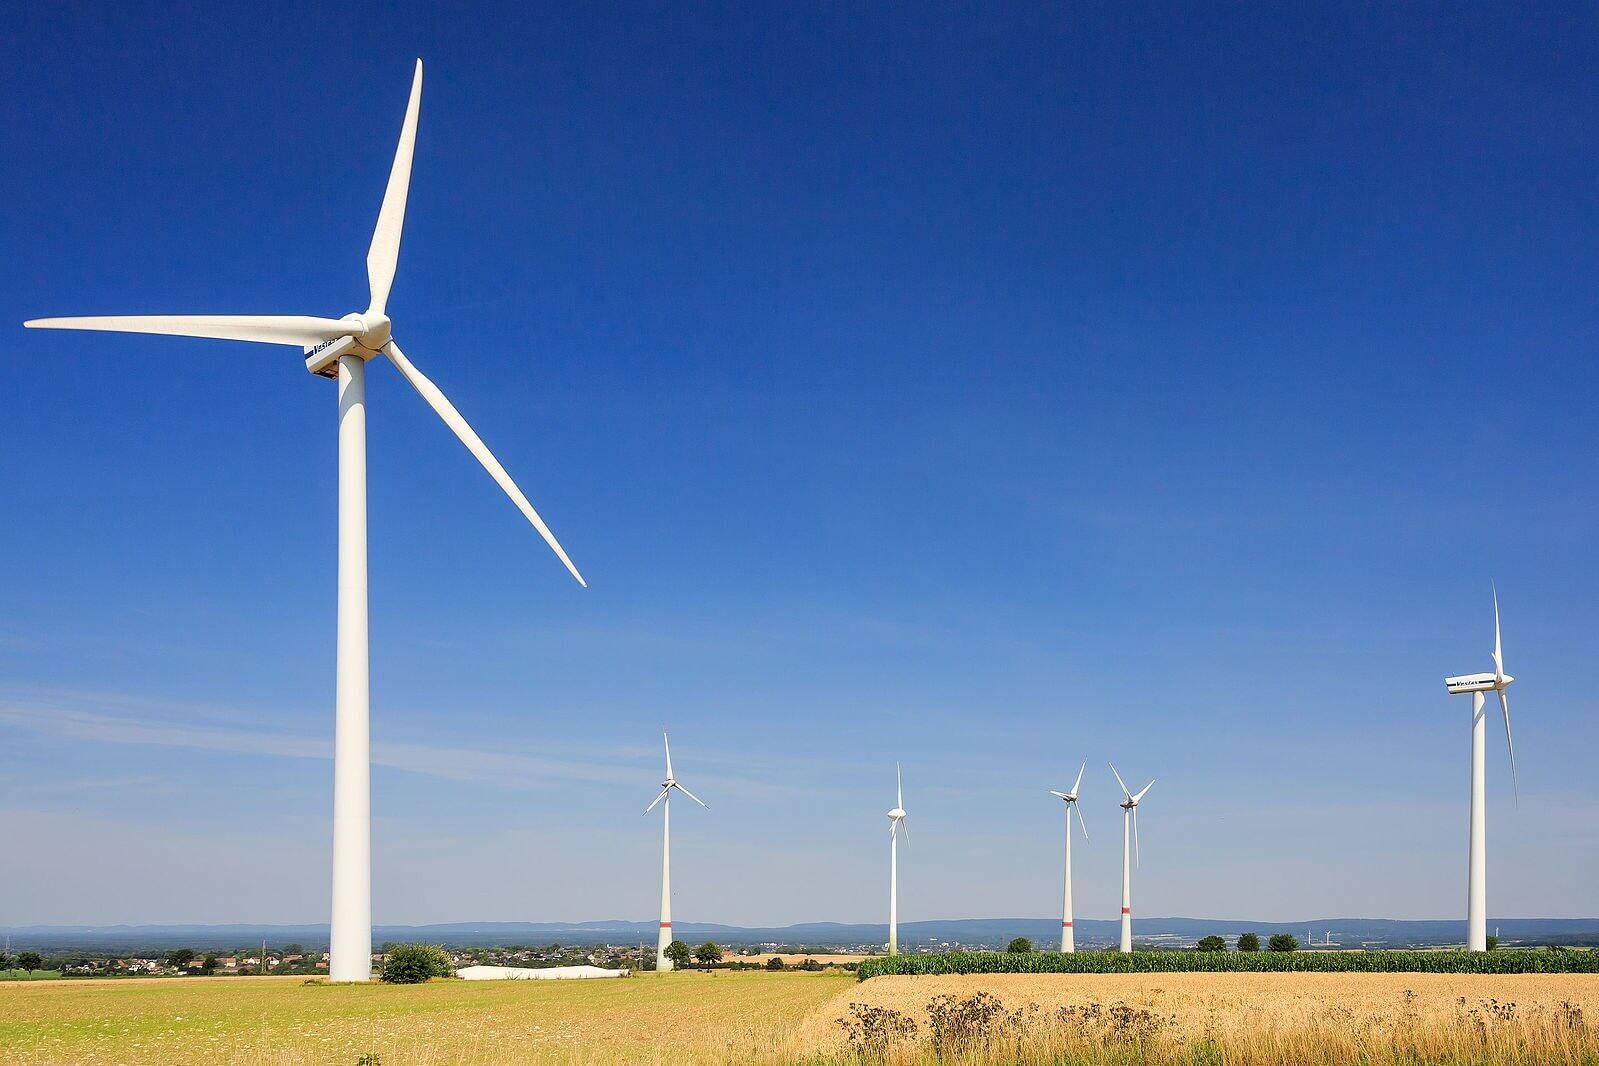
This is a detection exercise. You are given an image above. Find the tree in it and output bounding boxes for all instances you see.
[1486,935,1500,951]
[282,943,304,956]
[379,944,453,984]
[1006,937,1033,954]
[693,942,723,969]
[664,940,692,970]
[166,948,197,970]
[765,956,785,970]
[1236,932,1261,953]
[201,955,219,975]
[1195,935,1226,952]
[1267,933,1299,953]
[17,952,44,973]
[0,952,10,972]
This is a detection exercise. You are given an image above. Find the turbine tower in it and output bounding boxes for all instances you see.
[887,764,908,955]
[1049,762,1089,952]
[1443,586,1518,952]
[644,733,706,971]
[1109,763,1153,953]
[23,61,587,982]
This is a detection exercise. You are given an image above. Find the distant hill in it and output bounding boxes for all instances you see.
[6,916,1599,953]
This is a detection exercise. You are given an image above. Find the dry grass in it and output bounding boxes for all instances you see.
[6,969,1599,1064]
[0,971,849,1065]
[789,972,1599,1063]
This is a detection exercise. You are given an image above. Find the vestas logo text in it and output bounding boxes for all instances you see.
[307,338,340,357]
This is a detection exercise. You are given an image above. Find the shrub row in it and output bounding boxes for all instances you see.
[857,948,1599,981]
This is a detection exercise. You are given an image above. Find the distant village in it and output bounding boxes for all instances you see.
[7,941,879,979]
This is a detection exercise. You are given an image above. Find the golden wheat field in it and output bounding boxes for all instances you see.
[4,970,1599,1064]
[795,971,1599,1064]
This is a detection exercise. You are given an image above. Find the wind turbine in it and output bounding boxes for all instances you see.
[1109,763,1153,953]
[887,764,908,955]
[644,732,706,971]
[1443,585,1518,952]
[1049,761,1089,952]
[23,61,587,982]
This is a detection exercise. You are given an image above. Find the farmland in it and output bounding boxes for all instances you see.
[0,971,847,1065]
[5,968,1599,1064]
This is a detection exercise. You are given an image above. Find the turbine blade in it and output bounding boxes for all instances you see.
[367,60,423,316]
[898,817,908,846]
[1133,780,1155,803]
[1071,760,1086,796]
[674,782,708,809]
[1499,688,1518,802]
[1048,790,1071,800]
[24,315,357,347]
[897,763,902,809]
[664,731,674,780]
[384,341,586,587]
[1492,583,1505,679]
[644,787,669,814]
[1109,762,1131,799]
[1075,802,1090,842]
[1133,805,1141,868]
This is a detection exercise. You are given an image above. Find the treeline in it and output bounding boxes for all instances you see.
[858,948,1599,981]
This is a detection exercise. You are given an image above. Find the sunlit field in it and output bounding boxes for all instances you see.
[794,972,1599,1064]
[0,971,847,1065]
[6,970,1599,1064]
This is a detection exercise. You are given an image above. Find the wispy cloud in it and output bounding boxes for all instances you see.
[0,689,807,799]
[0,696,634,789]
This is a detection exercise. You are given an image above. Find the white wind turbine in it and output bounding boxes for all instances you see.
[644,732,706,971]
[24,61,586,982]
[1048,761,1089,952]
[1109,763,1154,953]
[887,764,908,955]
[1444,585,1519,952]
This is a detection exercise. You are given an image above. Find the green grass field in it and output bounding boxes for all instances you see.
[0,971,852,1065]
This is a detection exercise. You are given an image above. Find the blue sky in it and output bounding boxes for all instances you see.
[2,3,1597,928]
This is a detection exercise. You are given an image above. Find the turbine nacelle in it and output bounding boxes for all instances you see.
[887,807,906,820]
[1443,671,1512,694]
[305,314,393,377]
[1446,585,1519,798]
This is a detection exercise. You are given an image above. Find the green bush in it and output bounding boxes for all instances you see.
[1268,933,1299,953]
[1237,932,1260,953]
[766,956,785,970]
[664,940,691,969]
[856,948,1599,981]
[1006,937,1033,954]
[1195,935,1226,952]
[379,944,452,984]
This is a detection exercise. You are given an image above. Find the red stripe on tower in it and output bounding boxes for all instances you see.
[660,922,671,928]
[1061,921,1072,927]
[1121,908,1131,914]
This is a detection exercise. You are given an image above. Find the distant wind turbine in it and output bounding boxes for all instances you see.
[1049,761,1089,952]
[23,61,586,982]
[1109,763,1154,954]
[645,733,706,971]
[1444,585,1519,952]
[887,765,908,955]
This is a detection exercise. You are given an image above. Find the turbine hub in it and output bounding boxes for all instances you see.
[351,312,392,352]
[888,808,906,819]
